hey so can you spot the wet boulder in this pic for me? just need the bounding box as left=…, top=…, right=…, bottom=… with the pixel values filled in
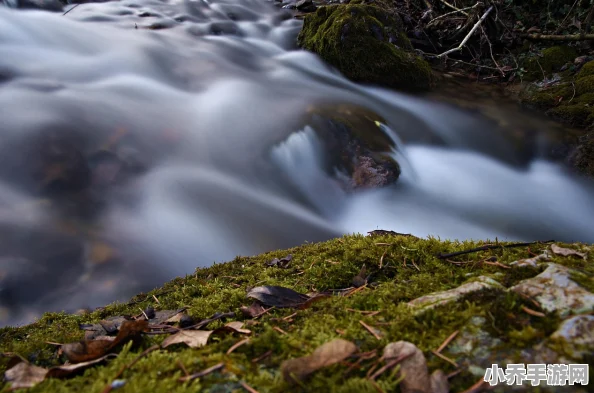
left=297, top=3, right=433, bottom=91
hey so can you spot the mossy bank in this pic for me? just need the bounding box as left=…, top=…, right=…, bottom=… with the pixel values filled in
left=1, top=234, right=593, bottom=392
left=297, top=3, right=433, bottom=91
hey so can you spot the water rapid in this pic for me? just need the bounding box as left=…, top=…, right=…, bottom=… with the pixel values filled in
left=0, top=0, right=593, bottom=325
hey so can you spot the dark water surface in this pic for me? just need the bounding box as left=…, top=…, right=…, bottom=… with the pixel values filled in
left=0, top=0, right=593, bottom=326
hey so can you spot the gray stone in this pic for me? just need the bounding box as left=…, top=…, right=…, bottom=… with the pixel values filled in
left=408, top=276, right=504, bottom=311
left=510, top=263, right=594, bottom=317
left=383, top=341, right=431, bottom=393
left=549, top=314, right=594, bottom=360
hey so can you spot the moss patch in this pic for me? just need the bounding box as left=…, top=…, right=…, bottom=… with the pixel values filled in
left=0, top=236, right=592, bottom=392
left=297, top=4, right=433, bottom=91
left=522, top=46, right=577, bottom=82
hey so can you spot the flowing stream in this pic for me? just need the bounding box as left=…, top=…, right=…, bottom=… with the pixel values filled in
left=1, top=0, right=593, bottom=325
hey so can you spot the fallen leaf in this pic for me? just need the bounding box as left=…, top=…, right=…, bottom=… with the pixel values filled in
left=352, top=264, right=367, bottom=288
left=5, top=362, right=47, bottom=389
left=62, top=320, right=148, bottom=363
left=247, top=286, right=310, bottom=308
left=509, top=252, right=549, bottom=267
left=219, top=321, right=252, bottom=335
left=266, top=254, right=293, bottom=268
left=46, top=354, right=117, bottom=378
left=551, top=244, right=587, bottom=259
left=161, top=330, right=213, bottom=348
left=240, top=302, right=267, bottom=318
left=281, top=339, right=357, bottom=382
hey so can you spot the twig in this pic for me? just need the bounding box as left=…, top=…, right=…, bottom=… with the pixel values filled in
left=240, top=381, right=260, bottom=393
left=226, top=338, right=251, bottom=355
left=101, top=345, right=160, bottom=393
left=569, top=82, right=577, bottom=103
left=438, top=0, right=469, bottom=15
left=273, top=326, right=288, bottom=335
left=436, top=330, right=459, bottom=353
left=554, top=0, right=580, bottom=34
left=369, top=352, right=413, bottom=380
left=427, top=2, right=479, bottom=26
left=436, top=240, right=554, bottom=259
left=251, top=350, right=272, bottom=363
left=522, top=33, right=594, bottom=41
left=178, top=362, right=225, bottom=382
left=379, top=249, right=387, bottom=269
left=177, top=360, right=189, bottom=377
left=460, top=378, right=489, bottom=393
left=359, top=320, right=382, bottom=340
left=62, top=3, right=80, bottom=16
left=431, top=350, right=459, bottom=368
left=521, top=306, right=546, bottom=318
left=437, top=6, right=493, bottom=58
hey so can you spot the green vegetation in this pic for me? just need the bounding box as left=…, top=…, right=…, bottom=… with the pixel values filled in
left=1, top=234, right=592, bottom=392
left=522, top=46, right=577, bottom=82
left=297, top=4, right=433, bottom=91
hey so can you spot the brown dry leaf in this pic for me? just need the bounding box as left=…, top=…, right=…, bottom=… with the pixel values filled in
left=352, top=264, right=367, bottom=288
left=223, top=321, right=252, bottom=335
left=551, top=244, right=587, bottom=259
left=161, top=330, right=213, bottom=348
left=384, top=341, right=431, bottom=393
left=247, top=286, right=310, bottom=308
left=46, top=354, right=116, bottom=378
left=5, top=362, right=47, bottom=389
left=281, top=338, right=357, bottom=383
left=240, top=302, right=267, bottom=318
left=163, top=311, right=187, bottom=324
left=62, top=320, right=148, bottom=363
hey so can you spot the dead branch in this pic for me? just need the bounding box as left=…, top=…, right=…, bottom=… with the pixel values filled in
left=436, top=240, right=554, bottom=259
left=427, top=2, right=480, bottom=27
left=437, top=6, right=493, bottom=58
left=438, top=0, right=469, bottom=15
left=522, top=33, right=594, bottom=41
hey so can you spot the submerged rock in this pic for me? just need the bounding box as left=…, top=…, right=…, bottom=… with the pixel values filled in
left=297, top=3, right=433, bottom=91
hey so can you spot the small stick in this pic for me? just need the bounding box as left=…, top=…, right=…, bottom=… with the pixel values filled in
left=369, top=353, right=413, bottom=380
left=438, top=0, right=469, bottom=15
left=273, top=326, right=288, bottom=335
left=460, top=378, right=489, bottom=393
left=437, top=6, right=494, bottom=58
left=431, top=350, right=459, bottom=368
left=283, top=312, right=297, bottom=321
left=369, top=380, right=386, bottom=393
left=179, top=362, right=225, bottom=382
left=345, top=284, right=367, bottom=297
left=177, top=360, right=189, bottom=377
left=240, top=381, right=260, bottom=393
left=227, top=338, right=251, bottom=355
left=521, top=306, right=546, bottom=318
left=359, top=320, right=382, bottom=340
left=152, top=295, right=160, bottom=304
left=437, top=240, right=554, bottom=259
left=101, top=345, right=160, bottom=393
left=427, top=2, right=479, bottom=26
left=379, top=249, right=387, bottom=269
left=251, top=350, right=272, bottom=363
left=436, top=330, right=459, bottom=353
left=410, top=259, right=420, bottom=271
left=346, top=308, right=381, bottom=316
left=522, top=33, right=594, bottom=41
left=62, top=3, right=80, bottom=16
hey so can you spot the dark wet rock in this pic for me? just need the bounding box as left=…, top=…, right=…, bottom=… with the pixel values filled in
left=568, top=132, right=594, bottom=177
left=297, top=3, right=433, bottom=91
left=296, top=0, right=316, bottom=12
left=307, top=106, right=401, bottom=190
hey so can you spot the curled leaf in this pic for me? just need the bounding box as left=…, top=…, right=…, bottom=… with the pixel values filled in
left=247, top=286, right=309, bottom=308
left=551, top=244, right=587, bottom=259
left=161, top=330, right=213, bottom=348
left=281, top=339, right=357, bottom=382
left=5, top=362, right=47, bottom=389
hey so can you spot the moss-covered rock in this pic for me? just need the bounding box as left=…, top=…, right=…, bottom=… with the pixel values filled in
left=522, top=46, right=577, bottom=82
left=1, top=235, right=593, bottom=392
left=297, top=4, right=433, bottom=91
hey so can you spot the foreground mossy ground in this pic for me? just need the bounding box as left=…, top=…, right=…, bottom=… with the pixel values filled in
left=0, top=234, right=592, bottom=393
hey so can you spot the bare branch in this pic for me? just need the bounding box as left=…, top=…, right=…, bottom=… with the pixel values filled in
left=436, top=6, right=493, bottom=58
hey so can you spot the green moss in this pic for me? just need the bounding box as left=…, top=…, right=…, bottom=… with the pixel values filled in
left=522, top=46, right=577, bottom=81
left=297, top=5, right=432, bottom=91
left=547, top=104, right=594, bottom=127
left=0, top=235, right=592, bottom=392
left=577, top=60, right=594, bottom=79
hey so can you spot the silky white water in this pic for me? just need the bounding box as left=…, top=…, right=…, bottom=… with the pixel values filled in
left=0, top=0, right=593, bottom=325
